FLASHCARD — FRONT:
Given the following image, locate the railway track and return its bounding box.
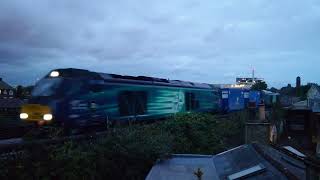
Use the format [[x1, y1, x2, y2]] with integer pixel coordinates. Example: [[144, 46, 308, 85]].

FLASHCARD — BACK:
[[0, 126, 31, 140], [0, 130, 109, 160], [0, 113, 234, 138], [0, 114, 31, 139]]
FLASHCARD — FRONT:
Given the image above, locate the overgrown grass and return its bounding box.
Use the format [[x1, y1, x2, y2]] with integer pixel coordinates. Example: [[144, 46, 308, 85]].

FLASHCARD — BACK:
[[0, 112, 246, 180]]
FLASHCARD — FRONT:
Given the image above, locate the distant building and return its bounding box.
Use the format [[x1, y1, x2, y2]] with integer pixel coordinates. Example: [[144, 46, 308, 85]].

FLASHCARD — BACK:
[[286, 84, 320, 157], [214, 70, 265, 89], [307, 84, 320, 113], [0, 78, 15, 99], [236, 77, 264, 86]]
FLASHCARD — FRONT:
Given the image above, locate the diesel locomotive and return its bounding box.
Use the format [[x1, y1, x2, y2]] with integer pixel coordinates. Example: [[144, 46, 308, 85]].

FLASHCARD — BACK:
[[20, 68, 220, 129]]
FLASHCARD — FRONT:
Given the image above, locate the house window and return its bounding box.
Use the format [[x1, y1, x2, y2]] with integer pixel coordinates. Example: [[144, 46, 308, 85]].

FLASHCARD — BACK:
[[118, 91, 148, 116]]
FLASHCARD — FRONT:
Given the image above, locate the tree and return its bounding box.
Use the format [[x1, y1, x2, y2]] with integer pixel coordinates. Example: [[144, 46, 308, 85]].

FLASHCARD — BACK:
[[280, 85, 295, 96], [251, 81, 268, 91]]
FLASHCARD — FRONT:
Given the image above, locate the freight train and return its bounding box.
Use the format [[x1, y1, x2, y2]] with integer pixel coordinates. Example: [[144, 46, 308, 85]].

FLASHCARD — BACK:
[[20, 68, 278, 130], [20, 68, 220, 129]]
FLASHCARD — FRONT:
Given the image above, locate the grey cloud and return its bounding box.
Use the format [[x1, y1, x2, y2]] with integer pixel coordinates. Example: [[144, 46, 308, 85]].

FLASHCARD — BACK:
[[0, 0, 320, 87]]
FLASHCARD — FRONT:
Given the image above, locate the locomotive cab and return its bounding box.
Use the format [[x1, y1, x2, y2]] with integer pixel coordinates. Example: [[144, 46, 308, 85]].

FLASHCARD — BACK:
[[20, 69, 94, 126]]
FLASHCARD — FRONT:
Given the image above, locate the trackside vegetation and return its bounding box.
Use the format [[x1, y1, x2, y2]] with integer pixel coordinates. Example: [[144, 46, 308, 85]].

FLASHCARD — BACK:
[[0, 112, 246, 180]]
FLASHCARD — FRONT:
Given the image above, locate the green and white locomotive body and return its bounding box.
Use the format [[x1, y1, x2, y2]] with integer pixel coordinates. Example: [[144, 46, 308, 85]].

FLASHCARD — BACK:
[[21, 68, 220, 128]]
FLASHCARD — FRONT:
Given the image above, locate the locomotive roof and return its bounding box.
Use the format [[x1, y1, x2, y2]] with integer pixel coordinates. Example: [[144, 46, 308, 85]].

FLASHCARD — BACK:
[[100, 73, 213, 89], [50, 68, 214, 89]]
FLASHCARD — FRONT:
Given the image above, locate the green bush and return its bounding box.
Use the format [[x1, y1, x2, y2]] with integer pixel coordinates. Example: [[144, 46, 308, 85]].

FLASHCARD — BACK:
[[0, 112, 245, 180]]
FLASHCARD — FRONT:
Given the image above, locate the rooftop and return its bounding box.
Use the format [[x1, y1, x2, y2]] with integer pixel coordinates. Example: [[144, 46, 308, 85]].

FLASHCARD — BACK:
[[146, 143, 308, 180], [290, 100, 309, 110], [0, 78, 13, 90]]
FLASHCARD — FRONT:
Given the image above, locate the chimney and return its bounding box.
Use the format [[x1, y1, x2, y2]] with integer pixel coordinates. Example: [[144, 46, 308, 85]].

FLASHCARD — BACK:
[[245, 100, 271, 144], [259, 102, 266, 122], [296, 76, 301, 88], [296, 76, 301, 96]]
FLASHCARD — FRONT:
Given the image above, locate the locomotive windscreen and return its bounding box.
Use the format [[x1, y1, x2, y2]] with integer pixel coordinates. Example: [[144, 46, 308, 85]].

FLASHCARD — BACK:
[[32, 78, 63, 97]]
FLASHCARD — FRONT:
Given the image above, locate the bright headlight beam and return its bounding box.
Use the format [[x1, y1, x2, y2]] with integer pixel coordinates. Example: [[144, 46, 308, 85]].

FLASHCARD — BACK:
[[43, 114, 53, 121], [50, 71, 60, 77], [20, 113, 29, 119]]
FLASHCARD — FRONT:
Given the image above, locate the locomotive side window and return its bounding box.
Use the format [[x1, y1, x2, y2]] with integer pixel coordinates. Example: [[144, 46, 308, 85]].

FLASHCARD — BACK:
[[118, 91, 147, 116], [185, 92, 198, 111], [90, 84, 105, 93]]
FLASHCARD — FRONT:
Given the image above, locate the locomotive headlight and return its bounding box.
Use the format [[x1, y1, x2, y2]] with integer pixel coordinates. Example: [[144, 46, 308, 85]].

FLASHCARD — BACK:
[[43, 114, 53, 121], [50, 71, 60, 77], [20, 113, 29, 119]]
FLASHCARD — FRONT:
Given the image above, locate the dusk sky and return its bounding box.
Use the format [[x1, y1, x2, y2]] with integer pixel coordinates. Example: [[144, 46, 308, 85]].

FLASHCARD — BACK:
[[0, 0, 319, 88]]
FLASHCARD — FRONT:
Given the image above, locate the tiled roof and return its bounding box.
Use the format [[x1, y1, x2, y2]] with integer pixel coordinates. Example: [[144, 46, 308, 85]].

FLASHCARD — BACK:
[[0, 80, 13, 90], [314, 85, 320, 92], [0, 98, 24, 108]]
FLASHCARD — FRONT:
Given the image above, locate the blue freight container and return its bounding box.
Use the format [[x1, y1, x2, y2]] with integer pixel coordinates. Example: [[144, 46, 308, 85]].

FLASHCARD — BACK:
[[243, 89, 250, 108], [249, 90, 261, 108], [221, 88, 245, 112]]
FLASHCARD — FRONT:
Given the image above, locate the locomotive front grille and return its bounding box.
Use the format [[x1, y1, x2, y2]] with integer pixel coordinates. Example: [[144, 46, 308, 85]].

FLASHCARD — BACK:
[[28, 112, 43, 120], [20, 104, 53, 123]]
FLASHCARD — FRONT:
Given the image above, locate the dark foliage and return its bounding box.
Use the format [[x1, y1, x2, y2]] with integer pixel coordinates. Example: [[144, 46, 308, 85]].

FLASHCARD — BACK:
[[279, 83, 311, 100], [0, 112, 245, 180], [251, 81, 268, 91]]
